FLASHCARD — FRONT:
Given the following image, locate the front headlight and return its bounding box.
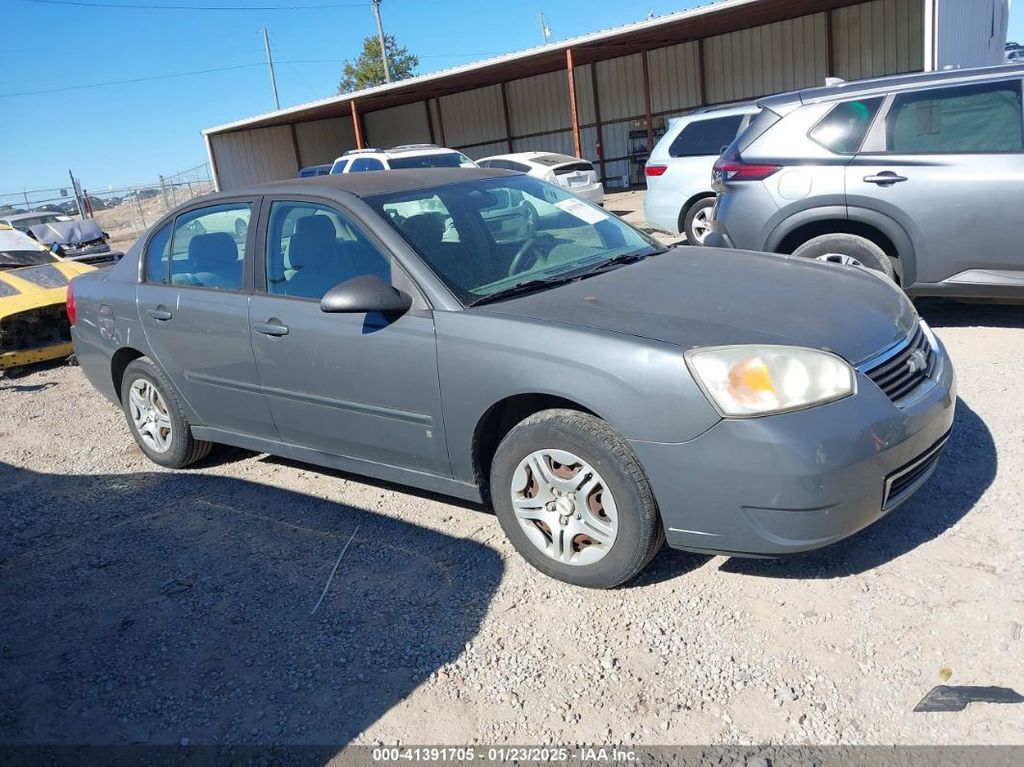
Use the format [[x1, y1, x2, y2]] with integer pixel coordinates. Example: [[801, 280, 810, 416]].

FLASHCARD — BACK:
[[686, 345, 855, 417]]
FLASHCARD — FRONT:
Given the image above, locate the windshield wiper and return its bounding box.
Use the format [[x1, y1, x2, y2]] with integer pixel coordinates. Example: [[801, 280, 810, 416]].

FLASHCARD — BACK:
[[573, 247, 666, 278], [466, 273, 584, 307]]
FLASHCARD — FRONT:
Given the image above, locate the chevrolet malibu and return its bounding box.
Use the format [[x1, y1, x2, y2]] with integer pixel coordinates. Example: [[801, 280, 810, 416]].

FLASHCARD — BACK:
[[68, 169, 955, 588]]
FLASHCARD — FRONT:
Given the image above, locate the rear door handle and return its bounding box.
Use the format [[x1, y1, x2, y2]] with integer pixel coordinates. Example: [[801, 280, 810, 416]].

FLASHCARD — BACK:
[[863, 172, 908, 186], [146, 307, 172, 321], [253, 320, 289, 337]]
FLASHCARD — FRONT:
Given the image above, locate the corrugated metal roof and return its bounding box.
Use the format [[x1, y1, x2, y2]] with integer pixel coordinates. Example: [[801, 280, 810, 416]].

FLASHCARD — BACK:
[[204, 0, 864, 136]]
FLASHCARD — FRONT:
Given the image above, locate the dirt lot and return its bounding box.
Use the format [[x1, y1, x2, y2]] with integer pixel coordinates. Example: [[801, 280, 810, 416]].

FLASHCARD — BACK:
[[1, 298, 1022, 749]]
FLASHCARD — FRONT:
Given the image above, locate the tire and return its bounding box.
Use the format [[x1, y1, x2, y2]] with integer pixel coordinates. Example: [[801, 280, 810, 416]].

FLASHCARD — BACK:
[[791, 233, 896, 280], [120, 357, 212, 469], [683, 197, 715, 245], [490, 409, 664, 589]]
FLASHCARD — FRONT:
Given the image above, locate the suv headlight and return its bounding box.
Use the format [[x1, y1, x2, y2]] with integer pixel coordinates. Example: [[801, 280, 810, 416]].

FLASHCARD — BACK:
[[686, 345, 855, 417]]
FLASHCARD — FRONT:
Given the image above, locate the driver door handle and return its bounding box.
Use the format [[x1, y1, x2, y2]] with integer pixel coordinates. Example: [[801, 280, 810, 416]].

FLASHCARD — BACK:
[[253, 320, 289, 337], [863, 172, 908, 186], [146, 307, 172, 321]]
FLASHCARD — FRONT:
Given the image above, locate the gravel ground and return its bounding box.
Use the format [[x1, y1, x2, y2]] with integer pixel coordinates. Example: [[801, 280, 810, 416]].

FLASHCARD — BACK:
[[1, 293, 1023, 746]]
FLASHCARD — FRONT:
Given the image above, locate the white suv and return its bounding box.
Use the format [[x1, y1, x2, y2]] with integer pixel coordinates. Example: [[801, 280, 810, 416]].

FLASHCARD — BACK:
[[330, 145, 477, 174], [643, 104, 758, 244]]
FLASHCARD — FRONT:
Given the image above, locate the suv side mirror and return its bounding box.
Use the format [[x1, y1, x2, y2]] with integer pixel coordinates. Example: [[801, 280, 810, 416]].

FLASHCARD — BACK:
[[320, 274, 412, 315]]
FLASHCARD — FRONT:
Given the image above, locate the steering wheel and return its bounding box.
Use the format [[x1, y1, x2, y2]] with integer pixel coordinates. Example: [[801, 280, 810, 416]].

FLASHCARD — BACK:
[[508, 236, 540, 277]]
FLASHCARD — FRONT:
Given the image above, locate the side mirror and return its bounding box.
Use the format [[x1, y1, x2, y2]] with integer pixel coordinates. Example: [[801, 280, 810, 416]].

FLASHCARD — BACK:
[[320, 274, 412, 315]]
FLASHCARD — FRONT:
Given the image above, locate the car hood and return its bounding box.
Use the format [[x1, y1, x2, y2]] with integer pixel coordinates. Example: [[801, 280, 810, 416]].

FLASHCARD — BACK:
[[473, 247, 918, 365], [30, 220, 105, 246]]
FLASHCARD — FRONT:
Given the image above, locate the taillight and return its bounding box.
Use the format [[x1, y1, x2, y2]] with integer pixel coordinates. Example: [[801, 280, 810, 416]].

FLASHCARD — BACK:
[[66, 281, 76, 325], [644, 164, 668, 177], [712, 152, 780, 182]]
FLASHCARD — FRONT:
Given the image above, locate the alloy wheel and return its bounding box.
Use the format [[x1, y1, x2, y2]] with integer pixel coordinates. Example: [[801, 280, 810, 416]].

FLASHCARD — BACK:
[[128, 379, 173, 453]]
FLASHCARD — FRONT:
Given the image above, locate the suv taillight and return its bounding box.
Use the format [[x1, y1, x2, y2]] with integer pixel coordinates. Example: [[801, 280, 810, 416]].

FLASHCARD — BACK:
[[644, 164, 668, 177], [712, 148, 780, 182], [66, 281, 76, 325]]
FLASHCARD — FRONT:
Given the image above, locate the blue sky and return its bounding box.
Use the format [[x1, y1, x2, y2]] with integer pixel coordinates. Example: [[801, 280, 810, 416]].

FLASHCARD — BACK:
[[2, 0, 1022, 197]]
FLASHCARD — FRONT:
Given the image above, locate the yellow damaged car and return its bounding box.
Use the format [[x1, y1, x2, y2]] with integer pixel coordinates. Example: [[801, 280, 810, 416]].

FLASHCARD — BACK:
[[0, 223, 96, 371]]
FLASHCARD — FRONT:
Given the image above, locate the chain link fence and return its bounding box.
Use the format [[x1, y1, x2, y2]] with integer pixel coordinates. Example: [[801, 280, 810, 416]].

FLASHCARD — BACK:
[[0, 163, 215, 252]]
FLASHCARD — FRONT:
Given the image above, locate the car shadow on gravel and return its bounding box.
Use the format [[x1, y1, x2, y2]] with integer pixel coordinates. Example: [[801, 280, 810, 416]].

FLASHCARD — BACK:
[[916, 299, 1024, 329], [718, 397, 994, 579], [0, 463, 503, 747]]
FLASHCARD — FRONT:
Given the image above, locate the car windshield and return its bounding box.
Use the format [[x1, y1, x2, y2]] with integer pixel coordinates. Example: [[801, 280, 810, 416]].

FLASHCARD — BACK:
[[0, 228, 58, 269], [365, 175, 663, 305], [387, 152, 475, 170], [9, 215, 59, 232]]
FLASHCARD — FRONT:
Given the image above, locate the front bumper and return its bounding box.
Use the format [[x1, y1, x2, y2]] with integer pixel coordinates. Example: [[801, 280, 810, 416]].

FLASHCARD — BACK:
[[630, 338, 957, 556]]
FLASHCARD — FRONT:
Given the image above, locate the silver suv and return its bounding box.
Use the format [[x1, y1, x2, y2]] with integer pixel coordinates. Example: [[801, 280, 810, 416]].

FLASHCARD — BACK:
[[707, 63, 1024, 299]]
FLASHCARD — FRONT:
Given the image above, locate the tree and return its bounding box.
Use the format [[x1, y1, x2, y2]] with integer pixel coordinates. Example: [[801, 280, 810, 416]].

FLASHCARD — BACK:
[[337, 34, 418, 94]]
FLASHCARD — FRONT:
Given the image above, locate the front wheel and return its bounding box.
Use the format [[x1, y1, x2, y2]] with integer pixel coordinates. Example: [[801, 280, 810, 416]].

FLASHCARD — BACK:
[[121, 357, 212, 468], [490, 410, 664, 588], [792, 233, 896, 280]]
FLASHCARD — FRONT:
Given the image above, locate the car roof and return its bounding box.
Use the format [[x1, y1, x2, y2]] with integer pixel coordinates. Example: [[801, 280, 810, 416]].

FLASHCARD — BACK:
[[334, 145, 463, 161], [761, 62, 1024, 110], [479, 151, 582, 164], [226, 167, 518, 199]]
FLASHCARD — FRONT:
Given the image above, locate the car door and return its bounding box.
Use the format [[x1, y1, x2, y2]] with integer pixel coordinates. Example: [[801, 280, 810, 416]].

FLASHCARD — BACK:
[[137, 199, 277, 438], [848, 77, 1024, 286], [248, 197, 450, 476]]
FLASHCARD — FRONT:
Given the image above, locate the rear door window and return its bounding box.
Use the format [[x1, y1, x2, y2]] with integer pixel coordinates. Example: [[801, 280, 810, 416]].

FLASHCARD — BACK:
[[884, 80, 1024, 153], [668, 115, 744, 157], [167, 203, 251, 289], [143, 222, 172, 283], [809, 98, 883, 154]]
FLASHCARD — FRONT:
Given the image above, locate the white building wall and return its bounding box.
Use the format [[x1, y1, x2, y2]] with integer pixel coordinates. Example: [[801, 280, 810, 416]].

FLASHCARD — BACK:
[[930, 0, 1009, 69], [595, 53, 645, 122], [647, 41, 702, 114], [211, 126, 297, 189], [506, 70, 570, 136]]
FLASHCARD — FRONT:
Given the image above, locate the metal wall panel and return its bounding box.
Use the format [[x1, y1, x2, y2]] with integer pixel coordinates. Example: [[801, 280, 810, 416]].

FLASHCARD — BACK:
[[459, 140, 511, 160], [833, 0, 924, 80], [512, 130, 575, 156], [294, 116, 356, 168], [364, 101, 432, 149], [595, 53, 645, 122], [704, 12, 829, 103], [574, 63, 595, 126], [440, 85, 507, 147], [211, 126, 297, 190], [506, 70, 570, 136], [648, 41, 702, 114]]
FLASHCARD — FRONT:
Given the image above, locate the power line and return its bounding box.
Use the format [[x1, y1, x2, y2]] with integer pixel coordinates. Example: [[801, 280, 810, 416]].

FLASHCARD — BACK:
[[0, 53, 514, 99], [20, 0, 366, 10]]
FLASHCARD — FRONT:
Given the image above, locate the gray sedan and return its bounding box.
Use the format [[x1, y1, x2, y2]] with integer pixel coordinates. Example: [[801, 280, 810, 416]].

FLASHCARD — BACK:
[[69, 169, 956, 588]]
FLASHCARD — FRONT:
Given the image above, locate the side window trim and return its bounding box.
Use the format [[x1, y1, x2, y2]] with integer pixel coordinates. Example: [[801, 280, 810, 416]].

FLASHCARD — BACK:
[[139, 196, 259, 292], [255, 194, 429, 312], [860, 78, 1024, 155]]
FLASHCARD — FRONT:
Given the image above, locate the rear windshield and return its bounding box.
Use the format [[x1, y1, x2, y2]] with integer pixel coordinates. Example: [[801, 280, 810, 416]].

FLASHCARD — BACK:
[[388, 152, 471, 169], [669, 114, 744, 157], [737, 107, 781, 152], [552, 161, 594, 174], [531, 154, 580, 166]]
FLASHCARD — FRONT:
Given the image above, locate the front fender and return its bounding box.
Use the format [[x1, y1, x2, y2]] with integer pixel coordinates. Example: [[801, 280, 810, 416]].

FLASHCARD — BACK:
[[434, 311, 721, 484]]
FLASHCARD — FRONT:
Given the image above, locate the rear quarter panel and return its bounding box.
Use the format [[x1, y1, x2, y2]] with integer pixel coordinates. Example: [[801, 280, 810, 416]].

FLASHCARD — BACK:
[[70, 245, 151, 405]]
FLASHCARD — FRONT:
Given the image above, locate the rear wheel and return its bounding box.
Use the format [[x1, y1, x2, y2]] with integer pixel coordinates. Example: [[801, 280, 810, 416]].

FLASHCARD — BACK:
[[683, 198, 715, 245], [490, 409, 664, 588], [120, 357, 212, 468], [791, 233, 896, 280]]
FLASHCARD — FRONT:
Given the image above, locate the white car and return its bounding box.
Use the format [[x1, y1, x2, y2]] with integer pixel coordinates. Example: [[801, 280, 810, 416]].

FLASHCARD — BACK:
[[477, 152, 604, 207], [329, 145, 477, 174], [643, 104, 758, 244]]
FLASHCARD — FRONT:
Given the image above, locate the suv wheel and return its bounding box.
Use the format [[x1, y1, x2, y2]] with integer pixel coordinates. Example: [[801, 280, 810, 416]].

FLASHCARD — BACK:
[[683, 198, 715, 245], [121, 357, 212, 468], [489, 409, 664, 589], [792, 233, 896, 280]]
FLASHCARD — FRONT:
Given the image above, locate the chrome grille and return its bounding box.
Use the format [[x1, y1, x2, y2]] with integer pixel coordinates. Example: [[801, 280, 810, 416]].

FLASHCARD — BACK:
[[864, 323, 935, 403]]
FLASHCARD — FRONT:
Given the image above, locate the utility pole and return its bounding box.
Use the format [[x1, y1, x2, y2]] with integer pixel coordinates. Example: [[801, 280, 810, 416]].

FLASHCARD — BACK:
[[372, 0, 391, 83], [68, 170, 85, 220], [538, 11, 551, 44], [262, 27, 281, 110]]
